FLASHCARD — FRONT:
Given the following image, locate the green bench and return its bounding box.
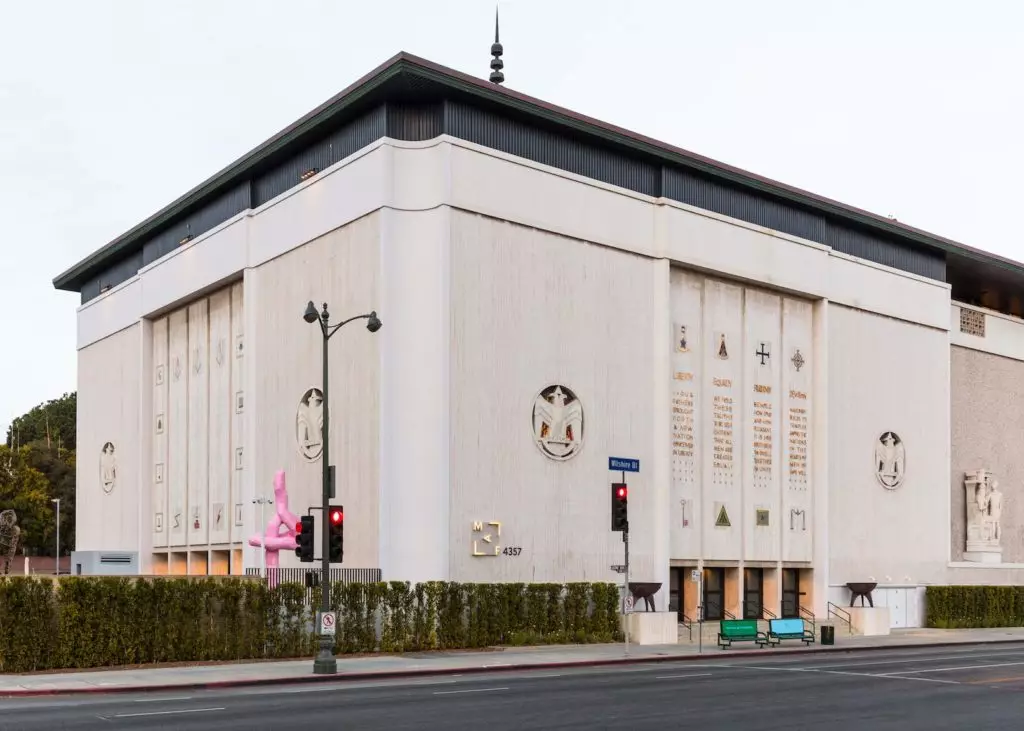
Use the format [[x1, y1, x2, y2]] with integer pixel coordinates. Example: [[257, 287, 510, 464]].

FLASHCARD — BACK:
[[717, 619, 768, 649], [768, 618, 815, 646]]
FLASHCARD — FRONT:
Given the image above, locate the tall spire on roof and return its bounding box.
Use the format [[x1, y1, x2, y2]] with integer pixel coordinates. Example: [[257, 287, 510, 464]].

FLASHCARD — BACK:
[[489, 6, 504, 85]]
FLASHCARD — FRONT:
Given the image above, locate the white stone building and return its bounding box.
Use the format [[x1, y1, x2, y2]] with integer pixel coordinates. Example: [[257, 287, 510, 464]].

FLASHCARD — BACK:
[[53, 52, 1024, 629]]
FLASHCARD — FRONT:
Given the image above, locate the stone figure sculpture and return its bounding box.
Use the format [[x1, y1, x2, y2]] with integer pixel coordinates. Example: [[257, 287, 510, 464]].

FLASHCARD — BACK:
[[0, 510, 21, 576], [965, 469, 1003, 561], [247, 470, 300, 584]]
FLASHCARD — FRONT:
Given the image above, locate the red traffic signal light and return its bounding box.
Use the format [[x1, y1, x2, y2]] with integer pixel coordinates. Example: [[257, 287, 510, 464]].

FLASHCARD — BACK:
[[328, 505, 344, 563], [611, 483, 628, 532], [295, 515, 315, 562]]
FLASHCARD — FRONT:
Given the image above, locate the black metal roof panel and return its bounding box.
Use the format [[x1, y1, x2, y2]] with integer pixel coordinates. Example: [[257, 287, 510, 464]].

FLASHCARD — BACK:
[[52, 51, 1024, 294]]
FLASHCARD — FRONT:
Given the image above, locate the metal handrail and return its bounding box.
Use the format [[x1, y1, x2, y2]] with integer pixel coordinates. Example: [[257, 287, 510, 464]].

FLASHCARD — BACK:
[[827, 601, 854, 634], [742, 600, 777, 621], [799, 604, 816, 632], [679, 613, 694, 641], [704, 599, 736, 621]]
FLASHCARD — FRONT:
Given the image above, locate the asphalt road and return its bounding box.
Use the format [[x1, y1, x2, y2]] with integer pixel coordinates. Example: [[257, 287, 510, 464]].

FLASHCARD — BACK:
[[6, 644, 1024, 730]]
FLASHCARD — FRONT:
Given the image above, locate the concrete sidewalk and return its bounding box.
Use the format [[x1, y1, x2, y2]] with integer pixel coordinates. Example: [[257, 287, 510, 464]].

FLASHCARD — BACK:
[[3, 626, 1024, 696]]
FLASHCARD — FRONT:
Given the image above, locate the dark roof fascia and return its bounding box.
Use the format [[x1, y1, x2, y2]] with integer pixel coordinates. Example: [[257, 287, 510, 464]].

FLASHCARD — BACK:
[[54, 51, 1024, 292], [51, 52, 413, 292], [400, 54, 1024, 279]]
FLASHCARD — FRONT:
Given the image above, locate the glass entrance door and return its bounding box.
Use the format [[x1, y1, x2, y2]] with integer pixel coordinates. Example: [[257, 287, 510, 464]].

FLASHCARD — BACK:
[[743, 568, 764, 619], [781, 568, 800, 618], [703, 568, 725, 620]]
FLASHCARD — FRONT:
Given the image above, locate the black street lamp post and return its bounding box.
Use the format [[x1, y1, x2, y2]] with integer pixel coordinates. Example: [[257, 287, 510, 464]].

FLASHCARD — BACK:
[[303, 300, 382, 675]]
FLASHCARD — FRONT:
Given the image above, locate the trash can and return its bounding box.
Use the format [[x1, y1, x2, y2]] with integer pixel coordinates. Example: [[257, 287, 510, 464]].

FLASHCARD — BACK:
[[821, 625, 835, 646]]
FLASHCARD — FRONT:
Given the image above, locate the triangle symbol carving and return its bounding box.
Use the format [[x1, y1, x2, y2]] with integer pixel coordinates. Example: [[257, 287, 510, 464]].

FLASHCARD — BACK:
[[715, 505, 732, 528]]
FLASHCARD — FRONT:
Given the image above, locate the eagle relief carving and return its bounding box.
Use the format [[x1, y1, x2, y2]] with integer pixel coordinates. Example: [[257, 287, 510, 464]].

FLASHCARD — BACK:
[[531, 385, 584, 461]]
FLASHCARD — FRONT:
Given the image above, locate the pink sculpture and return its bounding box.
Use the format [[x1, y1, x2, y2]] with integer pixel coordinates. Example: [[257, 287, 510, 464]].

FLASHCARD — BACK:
[[248, 470, 300, 584]]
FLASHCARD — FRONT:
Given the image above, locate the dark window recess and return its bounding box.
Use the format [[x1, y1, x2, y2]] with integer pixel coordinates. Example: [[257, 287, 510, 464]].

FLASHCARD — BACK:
[[251, 106, 386, 207], [386, 102, 444, 141], [663, 168, 826, 243], [80, 251, 142, 304], [80, 91, 952, 304], [142, 182, 251, 266], [444, 100, 661, 197]]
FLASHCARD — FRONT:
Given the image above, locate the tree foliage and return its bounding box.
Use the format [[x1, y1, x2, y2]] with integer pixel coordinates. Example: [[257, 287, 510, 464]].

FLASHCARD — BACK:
[[6, 392, 76, 451], [0, 393, 76, 557]]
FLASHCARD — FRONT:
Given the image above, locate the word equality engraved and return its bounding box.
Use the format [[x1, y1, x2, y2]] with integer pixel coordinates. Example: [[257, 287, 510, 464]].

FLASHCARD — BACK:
[[471, 521, 502, 557]]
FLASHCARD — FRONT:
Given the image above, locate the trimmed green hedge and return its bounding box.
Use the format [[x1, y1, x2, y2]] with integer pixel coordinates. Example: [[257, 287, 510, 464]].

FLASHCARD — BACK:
[[926, 585, 1024, 628], [0, 578, 622, 673]]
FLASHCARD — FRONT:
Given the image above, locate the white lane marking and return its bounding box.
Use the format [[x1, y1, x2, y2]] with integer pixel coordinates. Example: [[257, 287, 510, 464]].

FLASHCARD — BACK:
[[132, 696, 193, 703], [434, 687, 508, 696], [728, 665, 961, 685], [282, 680, 458, 693], [800, 651, 1024, 670], [879, 661, 1024, 676], [655, 673, 714, 680], [113, 707, 225, 719], [525, 674, 562, 678]]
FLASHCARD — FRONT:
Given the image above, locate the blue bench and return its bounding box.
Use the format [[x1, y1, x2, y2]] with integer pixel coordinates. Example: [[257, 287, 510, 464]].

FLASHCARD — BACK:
[[768, 618, 814, 646]]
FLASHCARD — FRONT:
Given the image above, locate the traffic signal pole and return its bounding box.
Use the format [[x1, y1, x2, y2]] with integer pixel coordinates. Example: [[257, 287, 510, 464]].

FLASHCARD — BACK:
[[622, 470, 630, 657], [314, 311, 335, 676]]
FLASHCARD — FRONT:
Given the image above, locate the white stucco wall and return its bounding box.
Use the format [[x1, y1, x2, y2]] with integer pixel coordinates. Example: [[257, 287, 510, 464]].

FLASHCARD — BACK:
[[76, 324, 141, 552], [827, 304, 950, 586], [247, 213, 382, 572], [447, 210, 659, 585], [74, 135, 969, 592]]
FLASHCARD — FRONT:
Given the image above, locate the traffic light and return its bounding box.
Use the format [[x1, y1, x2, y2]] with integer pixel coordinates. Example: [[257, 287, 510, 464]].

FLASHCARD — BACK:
[[611, 483, 628, 532], [328, 505, 344, 563], [295, 515, 315, 562]]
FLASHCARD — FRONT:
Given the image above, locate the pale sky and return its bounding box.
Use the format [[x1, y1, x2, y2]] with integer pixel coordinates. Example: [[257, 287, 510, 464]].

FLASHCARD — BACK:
[[1, 0, 1022, 438]]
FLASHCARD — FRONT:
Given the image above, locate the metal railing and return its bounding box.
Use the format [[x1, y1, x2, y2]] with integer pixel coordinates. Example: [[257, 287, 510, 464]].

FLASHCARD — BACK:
[[679, 613, 694, 641], [799, 605, 816, 633], [743, 601, 778, 621], [244, 567, 382, 604], [703, 599, 736, 621], [827, 602, 853, 634]]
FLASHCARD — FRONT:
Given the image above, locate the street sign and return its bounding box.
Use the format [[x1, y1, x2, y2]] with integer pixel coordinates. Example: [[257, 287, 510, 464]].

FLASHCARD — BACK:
[[690, 569, 701, 583], [610, 564, 626, 573], [318, 611, 336, 636], [609, 457, 640, 472]]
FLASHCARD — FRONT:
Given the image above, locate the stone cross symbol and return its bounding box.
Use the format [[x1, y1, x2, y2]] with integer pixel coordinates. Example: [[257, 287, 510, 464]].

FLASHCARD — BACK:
[[755, 342, 770, 366], [792, 349, 805, 372]]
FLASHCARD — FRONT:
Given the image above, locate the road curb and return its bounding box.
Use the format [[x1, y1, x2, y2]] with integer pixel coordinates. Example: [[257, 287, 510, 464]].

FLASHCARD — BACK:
[[4, 637, 1024, 697]]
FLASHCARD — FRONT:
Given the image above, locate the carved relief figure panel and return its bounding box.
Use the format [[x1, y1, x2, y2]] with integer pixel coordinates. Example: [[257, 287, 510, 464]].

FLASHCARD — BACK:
[[964, 469, 1003, 561], [875, 431, 906, 489], [668, 268, 703, 560]]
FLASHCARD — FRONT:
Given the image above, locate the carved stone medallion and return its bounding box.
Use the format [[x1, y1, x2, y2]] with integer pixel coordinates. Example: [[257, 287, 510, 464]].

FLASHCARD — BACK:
[[296, 388, 325, 462], [874, 431, 905, 490], [531, 385, 584, 461], [100, 442, 118, 494]]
